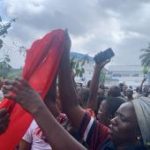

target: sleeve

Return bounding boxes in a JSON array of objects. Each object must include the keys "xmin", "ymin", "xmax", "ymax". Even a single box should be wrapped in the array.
[
  {"xmin": 79, "ymin": 113, "xmax": 109, "ymax": 150},
  {"xmin": 22, "ymin": 123, "xmax": 33, "ymax": 144}
]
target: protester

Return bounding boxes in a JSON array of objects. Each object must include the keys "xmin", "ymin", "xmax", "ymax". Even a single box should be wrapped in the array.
[
  {"xmin": 126, "ymin": 88, "xmax": 134, "ymax": 101},
  {"xmin": 107, "ymin": 86, "xmax": 121, "ymax": 97},
  {"xmin": 68, "ymin": 52, "xmax": 110, "ymax": 142},
  {"xmin": 143, "ymin": 85, "xmax": 150, "ymax": 97},
  {"xmin": 1, "ymin": 31, "xmax": 150, "ymax": 150},
  {"xmin": 19, "ymin": 80, "xmax": 58, "ymax": 150},
  {"xmin": 58, "ymin": 33, "xmax": 150, "ymax": 149},
  {"xmin": 86, "ymin": 54, "xmax": 110, "ymax": 116},
  {"xmin": 0, "ymin": 29, "xmax": 69, "ymax": 150}
]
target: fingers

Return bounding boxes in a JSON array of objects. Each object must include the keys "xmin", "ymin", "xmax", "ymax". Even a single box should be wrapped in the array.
[
  {"xmin": 2, "ymin": 84, "xmax": 18, "ymax": 97},
  {"xmin": 3, "ymin": 92, "xmax": 17, "ymax": 100},
  {"xmin": 3, "ymin": 78, "xmax": 28, "ymax": 91},
  {"xmin": 2, "ymin": 78, "xmax": 30, "ymax": 101},
  {"xmin": 16, "ymin": 78, "xmax": 29, "ymax": 88},
  {"xmin": 1, "ymin": 78, "xmax": 41, "ymax": 114},
  {"xmin": 64, "ymin": 29, "xmax": 71, "ymax": 50}
]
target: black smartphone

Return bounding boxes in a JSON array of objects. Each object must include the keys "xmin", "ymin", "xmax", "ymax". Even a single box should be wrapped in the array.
[{"xmin": 94, "ymin": 48, "xmax": 115, "ymax": 63}]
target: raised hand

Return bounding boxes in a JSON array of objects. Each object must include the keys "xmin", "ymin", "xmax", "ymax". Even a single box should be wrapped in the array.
[
  {"xmin": 64, "ymin": 29, "xmax": 71, "ymax": 52},
  {"xmin": 94, "ymin": 48, "xmax": 114, "ymax": 66},
  {"xmin": 97, "ymin": 59, "xmax": 110, "ymax": 69},
  {"xmin": 2, "ymin": 78, "xmax": 43, "ymax": 114}
]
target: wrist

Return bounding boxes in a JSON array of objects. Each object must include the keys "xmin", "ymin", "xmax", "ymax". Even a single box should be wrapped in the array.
[
  {"xmin": 95, "ymin": 64, "xmax": 102, "ymax": 71},
  {"xmin": 29, "ymin": 102, "xmax": 46, "ymax": 117}
]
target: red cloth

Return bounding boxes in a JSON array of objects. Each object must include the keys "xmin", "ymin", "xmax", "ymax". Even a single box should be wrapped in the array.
[{"xmin": 0, "ymin": 29, "xmax": 66, "ymax": 150}]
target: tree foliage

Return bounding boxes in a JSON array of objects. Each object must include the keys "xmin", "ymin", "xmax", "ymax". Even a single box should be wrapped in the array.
[
  {"xmin": 0, "ymin": 54, "xmax": 12, "ymax": 78},
  {"xmin": 70, "ymin": 55, "xmax": 89, "ymax": 78},
  {"xmin": 99, "ymin": 69, "xmax": 106, "ymax": 84},
  {"xmin": 140, "ymin": 44, "xmax": 150, "ymax": 67},
  {"xmin": 0, "ymin": 39, "xmax": 3, "ymax": 49}
]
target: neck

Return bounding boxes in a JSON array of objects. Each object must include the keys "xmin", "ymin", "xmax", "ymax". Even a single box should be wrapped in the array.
[{"xmin": 116, "ymin": 140, "xmax": 140, "ymax": 150}]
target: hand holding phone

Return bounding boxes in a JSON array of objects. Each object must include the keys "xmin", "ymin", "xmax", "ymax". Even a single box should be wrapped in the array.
[{"xmin": 94, "ymin": 48, "xmax": 115, "ymax": 64}]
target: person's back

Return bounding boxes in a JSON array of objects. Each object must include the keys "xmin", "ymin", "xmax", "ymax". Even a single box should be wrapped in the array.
[{"xmin": 21, "ymin": 120, "xmax": 52, "ymax": 150}]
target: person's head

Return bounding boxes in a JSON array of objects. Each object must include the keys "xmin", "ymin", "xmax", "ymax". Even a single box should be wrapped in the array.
[
  {"xmin": 136, "ymin": 86, "xmax": 140, "ymax": 93},
  {"xmin": 87, "ymin": 80, "xmax": 91, "ymax": 88},
  {"xmin": 107, "ymin": 86, "xmax": 121, "ymax": 97},
  {"xmin": 119, "ymin": 83, "xmax": 124, "ymax": 92},
  {"xmin": 78, "ymin": 83, "xmax": 83, "ymax": 88},
  {"xmin": 122, "ymin": 85, "xmax": 128, "ymax": 96},
  {"xmin": 97, "ymin": 88, "xmax": 105, "ymax": 102},
  {"xmin": 97, "ymin": 97, "xmax": 125, "ymax": 126},
  {"xmin": 78, "ymin": 87, "xmax": 89, "ymax": 108},
  {"xmin": 109, "ymin": 97, "xmax": 150, "ymax": 147},
  {"xmin": 126, "ymin": 88, "xmax": 133, "ymax": 100},
  {"xmin": 99, "ymin": 84, "xmax": 105, "ymax": 89},
  {"xmin": 143, "ymin": 86, "xmax": 149, "ymax": 97}
]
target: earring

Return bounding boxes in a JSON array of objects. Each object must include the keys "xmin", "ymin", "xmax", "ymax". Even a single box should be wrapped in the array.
[
  {"xmin": 137, "ymin": 136, "xmax": 141, "ymax": 140},
  {"xmin": 136, "ymin": 136, "xmax": 142, "ymax": 144}
]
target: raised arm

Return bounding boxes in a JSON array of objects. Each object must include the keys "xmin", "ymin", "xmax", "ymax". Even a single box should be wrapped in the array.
[
  {"xmin": 58, "ymin": 31, "xmax": 85, "ymax": 128},
  {"xmin": 2, "ymin": 79, "xmax": 86, "ymax": 150},
  {"xmin": 87, "ymin": 59, "xmax": 109, "ymax": 114},
  {"xmin": 44, "ymin": 78, "xmax": 60, "ymax": 118},
  {"xmin": 19, "ymin": 78, "xmax": 59, "ymax": 150}
]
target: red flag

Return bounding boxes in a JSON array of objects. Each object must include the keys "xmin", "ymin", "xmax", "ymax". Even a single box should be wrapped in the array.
[{"xmin": 0, "ymin": 29, "xmax": 65, "ymax": 150}]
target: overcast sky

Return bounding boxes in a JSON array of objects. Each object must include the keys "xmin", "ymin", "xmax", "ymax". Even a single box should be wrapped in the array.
[{"xmin": 0, "ymin": 0, "xmax": 150, "ymax": 68}]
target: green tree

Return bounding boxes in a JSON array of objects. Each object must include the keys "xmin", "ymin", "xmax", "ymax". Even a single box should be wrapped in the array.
[
  {"xmin": 99, "ymin": 69, "xmax": 106, "ymax": 84},
  {"xmin": 0, "ymin": 39, "xmax": 3, "ymax": 49},
  {"xmin": 140, "ymin": 44, "xmax": 150, "ymax": 67},
  {"xmin": 70, "ymin": 55, "xmax": 89, "ymax": 78},
  {"xmin": 143, "ymin": 66, "xmax": 149, "ymax": 74},
  {"xmin": 0, "ymin": 54, "xmax": 12, "ymax": 78}
]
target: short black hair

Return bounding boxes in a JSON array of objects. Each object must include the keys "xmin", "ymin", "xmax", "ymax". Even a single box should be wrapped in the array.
[{"xmin": 105, "ymin": 97, "xmax": 125, "ymax": 117}]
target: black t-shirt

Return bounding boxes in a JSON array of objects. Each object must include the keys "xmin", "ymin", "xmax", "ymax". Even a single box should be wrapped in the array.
[{"xmin": 100, "ymin": 139, "xmax": 147, "ymax": 150}]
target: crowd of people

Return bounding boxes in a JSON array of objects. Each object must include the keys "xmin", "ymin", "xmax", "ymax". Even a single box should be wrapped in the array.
[{"xmin": 0, "ymin": 30, "xmax": 150, "ymax": 150}]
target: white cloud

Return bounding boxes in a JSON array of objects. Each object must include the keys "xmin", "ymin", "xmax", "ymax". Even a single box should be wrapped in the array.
[{"xmin": 0, "ymin": 0, "xmax": 150, "ymax": 68}]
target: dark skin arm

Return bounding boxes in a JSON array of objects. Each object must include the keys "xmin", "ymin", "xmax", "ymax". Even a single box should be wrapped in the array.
[
  {"xmin": 2, "ymin": 32, "xmax": 86, "ymax": 150},
  {"xmin": 44, "ymin": 77, "xmax": 60, "ymax": 118},
  {"xmin": 2, "ymin": 78, "xmax": 86, "ymax": 150},
  {"xmin": 87, "ymin": 60, "xmax": 109, "ymax": 114},
  {"xmin": 19, "ymin": 140, "xmax": 31, "ymax": 150},
  {"xmin": 19, "ymin": 78, "xmax": 58, "ymax": 150},
  {"xmin": 58, "ymin": 31, "xmax": 85, "ymax": 129}
]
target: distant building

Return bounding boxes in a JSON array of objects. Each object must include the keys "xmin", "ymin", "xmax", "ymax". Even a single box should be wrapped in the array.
[
  {"xmin": 107, "ymin": 65, "xmax": 144, "ymax": 87},
  {"xmin": 75, "ymin": 61, "xmax": 107, "ymax": 86},
  {"xmin": 71, "ymin": 52, "xmax": 148, "ymax": 88}
]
